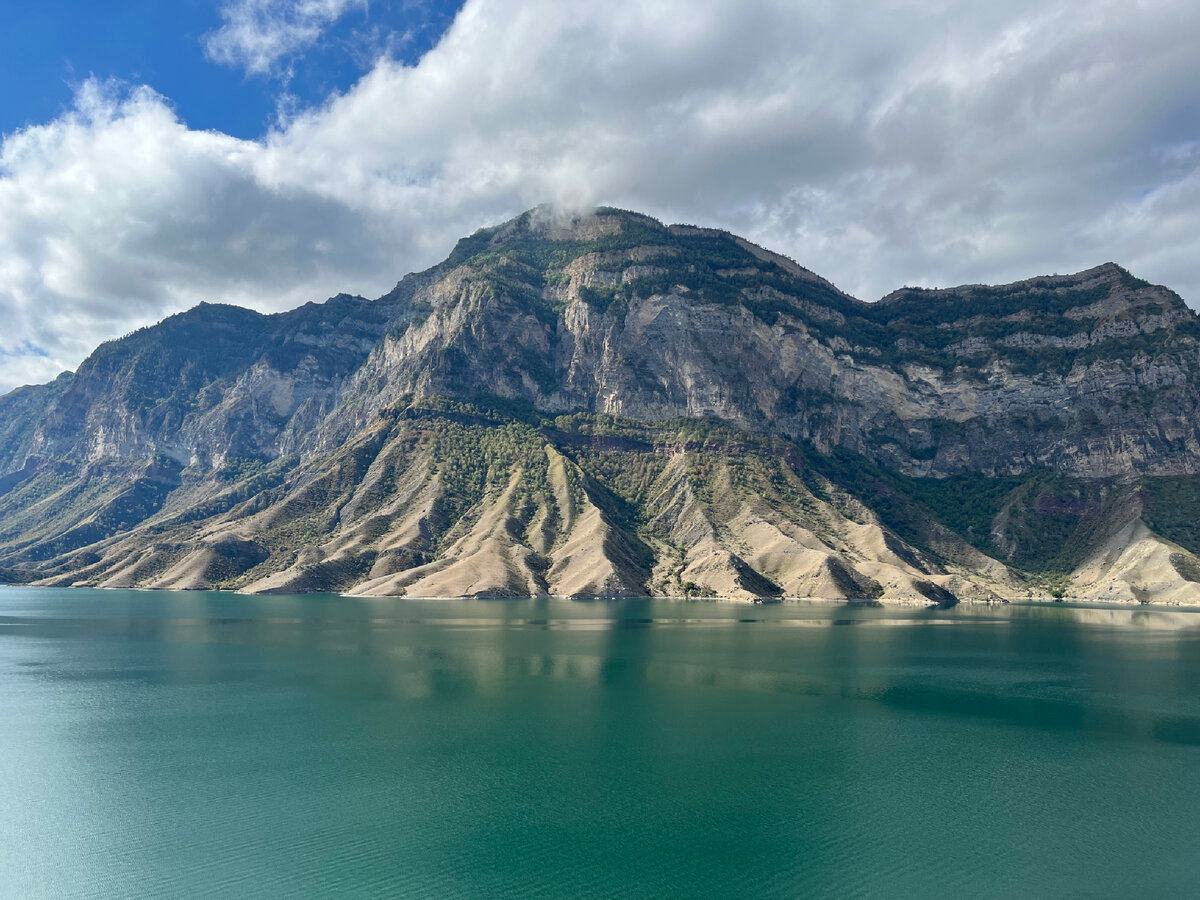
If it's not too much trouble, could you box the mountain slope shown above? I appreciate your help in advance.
[2,205,1199,603]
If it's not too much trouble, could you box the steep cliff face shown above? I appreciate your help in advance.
[0,373,72,476]
[863,265,1200,477]
[7,292,403,473]
[2,206,1199,603]
[311,209,1200,478]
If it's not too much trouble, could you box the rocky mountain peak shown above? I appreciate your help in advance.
[2,207,1200,603]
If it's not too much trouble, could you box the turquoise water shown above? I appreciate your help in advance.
[1,589,1198,898]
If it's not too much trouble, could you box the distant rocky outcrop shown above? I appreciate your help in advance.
[2,206,1199,604]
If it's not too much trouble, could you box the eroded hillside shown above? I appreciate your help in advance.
[2,206,1199,603]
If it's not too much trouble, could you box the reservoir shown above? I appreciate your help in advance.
[2,588,1198,897]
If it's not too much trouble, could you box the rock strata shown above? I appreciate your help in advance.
[2,206,1199,604]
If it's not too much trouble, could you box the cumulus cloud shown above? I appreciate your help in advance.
[0,79,389,389]
[2,0,1200,392]
[204,0,368,76]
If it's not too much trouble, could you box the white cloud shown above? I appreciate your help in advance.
[204,0,368,77]
[2,0,1200,392]
[0,79,389,389]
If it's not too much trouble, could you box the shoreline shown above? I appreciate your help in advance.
[4,581,1200,613]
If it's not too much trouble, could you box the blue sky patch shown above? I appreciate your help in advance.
[0,0,464,139]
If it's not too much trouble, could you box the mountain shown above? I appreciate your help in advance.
[2,205,1200,604]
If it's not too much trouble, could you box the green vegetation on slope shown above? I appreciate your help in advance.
[0,401,1193,598]
[796,445,1136,578]
[1141,475,1200,556]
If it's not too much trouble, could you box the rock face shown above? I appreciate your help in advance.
[2,205,1200,604]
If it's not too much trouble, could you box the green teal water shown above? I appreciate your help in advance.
[2,588,1199,898]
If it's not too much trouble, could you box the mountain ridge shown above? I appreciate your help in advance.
[2,205,1199,604]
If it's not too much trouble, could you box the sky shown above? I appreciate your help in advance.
[1,0,1199,393]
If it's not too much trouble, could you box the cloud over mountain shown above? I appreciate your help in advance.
[1,0,1198,392]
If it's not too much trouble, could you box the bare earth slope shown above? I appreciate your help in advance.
[2,206,1199,604]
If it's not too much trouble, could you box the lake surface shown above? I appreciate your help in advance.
[2,588,1198,898]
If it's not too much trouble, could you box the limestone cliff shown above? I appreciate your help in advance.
[2,206,1199,604]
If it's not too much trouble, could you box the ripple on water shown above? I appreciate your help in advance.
[1,587,1199,898]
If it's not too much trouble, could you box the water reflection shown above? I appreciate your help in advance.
[2,589,1200,746]
[3,587,1200,898]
